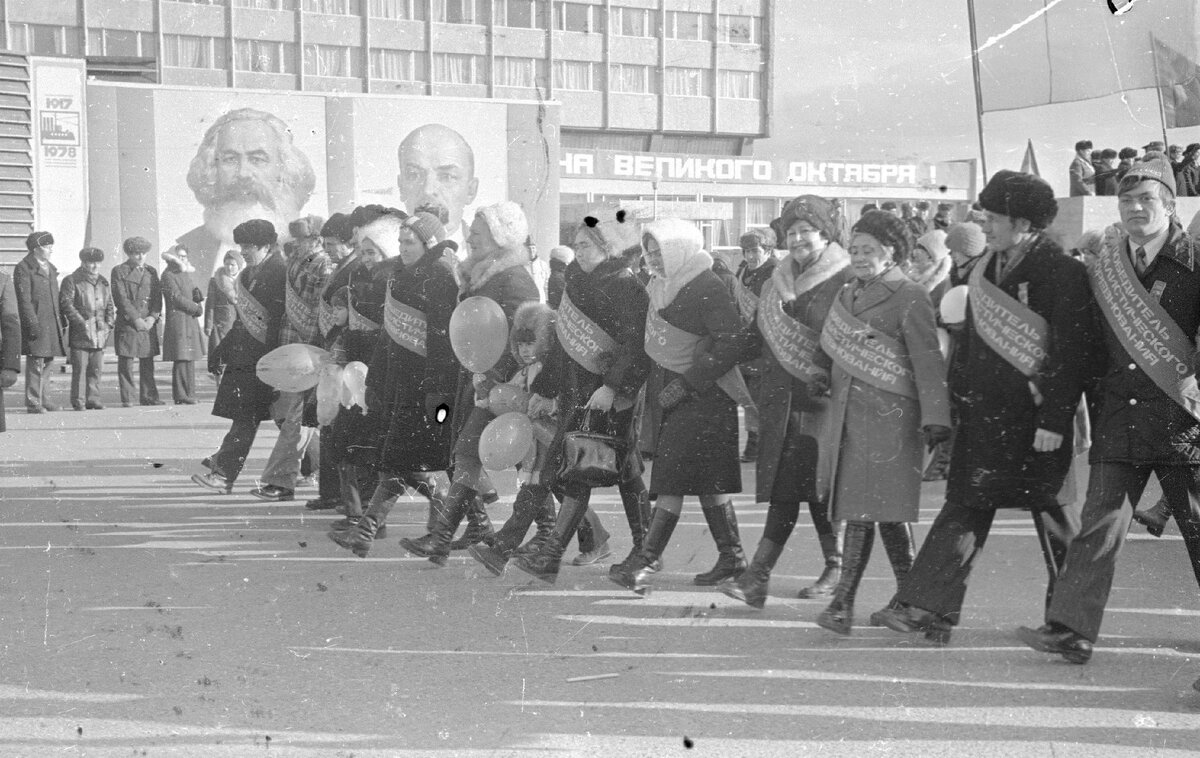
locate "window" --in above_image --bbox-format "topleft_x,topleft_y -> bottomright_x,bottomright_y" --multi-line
302,0 -> 359,13
88,29 -> 158,57
495,56 -> 546,88
369,0 -> 425,19
164,34 -> 228,68
745,198 -> 776,228
717,70 -> 759,99
494,0 -> 546,28
718,15 -> 761,45
433,0 -> 487,23
609,63 -> 655,94
611,7 -> 656,37
553,60 -> 597,91
370,49 -> 426,80
167,0 -> 226,5
8,23 -> 81,56
304,44 -> 362,77
664,67 -> 709,97
665,11 -> 709,41
556,3 -> 603,33
235,40 -> 297,73
233,0 -> 297,8
433,53 -> 485,84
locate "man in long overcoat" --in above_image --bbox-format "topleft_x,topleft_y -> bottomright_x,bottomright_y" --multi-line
1019,160 -> 1200,664
191,220 -> 287,494
110,237 -> 163,406
13,231 -> 65,412
0,261 -> 20,428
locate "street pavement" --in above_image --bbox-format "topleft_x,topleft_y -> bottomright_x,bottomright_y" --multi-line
1,364 -> 1198,757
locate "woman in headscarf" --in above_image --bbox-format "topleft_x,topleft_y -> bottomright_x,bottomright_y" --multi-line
606,218 -> 748,595
905,230 -> 952,309
505,211 -> 652,582
204,251 -> 241,359
399,201 -> 541,565
721,195 -> 854,609
160,245 -> 206,404
812,210 -> 951,634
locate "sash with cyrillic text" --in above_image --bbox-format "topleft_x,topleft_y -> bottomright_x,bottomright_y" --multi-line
318,297 -> 337,337
968,252 -> 1048,377
384,288 -> 427,357
755,278 -> 827,384
733,276 -> 760,325
285,275 -> 318,341
348,299 -> 381,333
1091,244 -> 1200,422
644,309 -> 753,406
557,289 -> 618,376
820,296 -> 918,399
236,277 -> 270,344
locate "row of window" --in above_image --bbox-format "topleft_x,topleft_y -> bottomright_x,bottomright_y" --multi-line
168,0 -> 763,42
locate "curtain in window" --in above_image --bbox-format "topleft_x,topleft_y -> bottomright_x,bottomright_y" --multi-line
237,40 -> 281,72
369,0 -> 405,18
434,53 -> 474,84
745,199 -> 776,227
167,35 -> 210,68
554,61 -> 592,91
305,45 -> 349,76
718,71 -> 757,99
372,50 -> 414,80
665,68 -> 707,97
303,0 -> 351,13
611,64 -> 649,94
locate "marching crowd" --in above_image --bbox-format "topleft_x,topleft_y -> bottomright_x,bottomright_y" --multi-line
1,157 -> 1198,691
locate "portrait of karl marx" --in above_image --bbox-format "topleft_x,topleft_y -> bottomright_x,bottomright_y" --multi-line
178,107 -> 317,277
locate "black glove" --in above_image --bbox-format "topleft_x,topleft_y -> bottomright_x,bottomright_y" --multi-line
192,287 -> 204,304
809,373 -> 831,397
425,393 -> 451,424
923,424 -> 953,451
657,378 -> 693,412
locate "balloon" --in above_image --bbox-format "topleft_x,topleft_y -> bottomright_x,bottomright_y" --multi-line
940,285 -> 968,325
478,412 -> 533,471
488,384 -> 529,416
450,296 -> 509,373
341,361 -> 369,413
936,328 -> 951,359
316,364 -> 343,426
256,344 -> 333,393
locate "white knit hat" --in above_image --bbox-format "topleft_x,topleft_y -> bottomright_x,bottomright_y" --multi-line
476,201 -> 529,252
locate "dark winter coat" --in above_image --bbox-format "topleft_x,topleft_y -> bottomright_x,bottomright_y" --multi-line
547,257 -> 569,309
59,268 -> 115,350
110,259 -> 161,358
161,266 -> 205,362
13,253 -> 65,358
1089,223 -> 1200,465
210,251 -> 286,422
1176,163 -> 1200,198
204,271 -> 238,354
372,246 -> 461,474
0,270 -> 21,432
947,234 -> 1095,510
339,258 -> 392,467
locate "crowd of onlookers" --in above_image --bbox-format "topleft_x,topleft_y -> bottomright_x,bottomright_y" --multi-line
1070,138 -> 1200,197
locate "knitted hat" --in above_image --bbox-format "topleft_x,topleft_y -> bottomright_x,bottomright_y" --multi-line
232,219 -> 278,248
549,245 -> 575,264
577,210 -> 639,260
945,222 -> 986,259
25,231 -> 53,251
771,194 -> 840,246
403,211 -> 446,250
122,236 -> 152,256
78,247 -> 104,263
1122,157 -> 1177,197
477,201 -> 529,252
978,170 -> 1058,230
915,230 -> 950,264
851,210 -> 914,264
288,214 -> 326,240
320,212 -> 354,243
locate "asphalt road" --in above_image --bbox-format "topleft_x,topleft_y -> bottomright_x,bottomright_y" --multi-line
1,366 -> 1198,757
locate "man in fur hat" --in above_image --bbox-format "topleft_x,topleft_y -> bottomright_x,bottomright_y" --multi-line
13,231 -> 64,412
111,236 -> 163,406
60,247 -> 115,410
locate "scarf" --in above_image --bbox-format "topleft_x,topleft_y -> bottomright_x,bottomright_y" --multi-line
906,255 -> 952,293
458,245 -> 529,294
770,242 -> 851,303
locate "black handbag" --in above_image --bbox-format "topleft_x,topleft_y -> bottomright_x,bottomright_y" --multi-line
558,408 -> 624,488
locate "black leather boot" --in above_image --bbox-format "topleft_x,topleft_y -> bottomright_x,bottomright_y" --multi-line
328,514 -> 381,558
398,482 -> 475,566
693,500 -> 747,585
514,490 -> 557,556
469,484 -> 547,576
817,521 -> 874,635
510,495 -> 590,584
611,486 -> 651,572
720,538 -> 785,609
869,522 -> 915,625
450,494 -> 496,550
797,525 -> 843,599
740,431 -> 759,462
609,508 -> 679,595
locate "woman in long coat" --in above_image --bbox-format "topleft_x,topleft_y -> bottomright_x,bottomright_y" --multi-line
160,246 -> 206,404
507,213 -> 652,583
399,201 -> 540,565
721,195 -> 855,609
607,218 -> 748,595
813,211 -> 951,635
204,252 -> 241,357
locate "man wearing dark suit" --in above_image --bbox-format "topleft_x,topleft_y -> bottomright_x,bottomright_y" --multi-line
13,231 -> 65,412
1019,160 -> 1200,664
110,237 -> 163,406
0,261 -> 21,428
1069,140 -> 1096,196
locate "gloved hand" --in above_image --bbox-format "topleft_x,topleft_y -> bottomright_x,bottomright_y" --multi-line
425,393 -> 450,424
809,373 -> 831,397
527,393 -> 555,418
922,424 -> 953,451
658,378 -> 693,412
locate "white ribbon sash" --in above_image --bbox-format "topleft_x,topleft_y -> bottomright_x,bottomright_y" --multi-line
820,296 -> 918,399
755,278 -> 827,384
968,251 -> 1048,377
235,276 -> 270,344
384,288 -> 427,357
644,309 -> 752,406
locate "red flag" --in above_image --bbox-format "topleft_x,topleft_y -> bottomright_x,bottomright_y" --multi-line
1154,35 -> 1200,128
1020,139 -> 1040,177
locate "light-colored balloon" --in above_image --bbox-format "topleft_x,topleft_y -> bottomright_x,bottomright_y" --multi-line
937,328 -> 951,359
255,344 -> 333,393
940,285 -> 968,325
479,412 -> 534,471
488,384 -> 529,416
450,296 -> 509,373
341,361 -> 369,413
316,364 -> 343,426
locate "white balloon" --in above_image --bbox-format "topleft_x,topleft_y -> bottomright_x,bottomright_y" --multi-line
937,328 -> 951,359
940,285 -> 969,325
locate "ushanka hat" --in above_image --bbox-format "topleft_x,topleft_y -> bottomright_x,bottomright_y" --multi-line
233,219 -> 278,248
320,212 -> 354,243
851,210 -> 913,264
78,247 -> 105,263
288,214 -> 326,240
977,170 -> 1058,230
25,231 -> 53,250
122,236 -> 152,256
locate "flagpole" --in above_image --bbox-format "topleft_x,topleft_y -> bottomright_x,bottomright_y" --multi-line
966,0 -> 988,183
1150,31 -> 1171,147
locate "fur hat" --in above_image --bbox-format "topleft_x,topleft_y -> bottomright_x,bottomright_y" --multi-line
549,245 -> 575,264
358,212 -> 405,260
1143,140 -> 1166,153
771,195 -> 840,246
739,228 -> 777,250
945,222 -> 986,259
476,201 -> 529,253
25,231 -> 53,251
321,212 -> 355,243
404,211 -> 446,250
577,210 -> 639,260
351,204 -> 404,230
232,219 -> 278,248
78,247 -> 105,263
123,236 -> 152,256
161,245 -> 195,273
1122,157 -> 1177,197
288,214 -> 326,240
978,170 -> 1058,230
915,230 -> 950,264
851,210 -> 914,264
508,301 -> 555,362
